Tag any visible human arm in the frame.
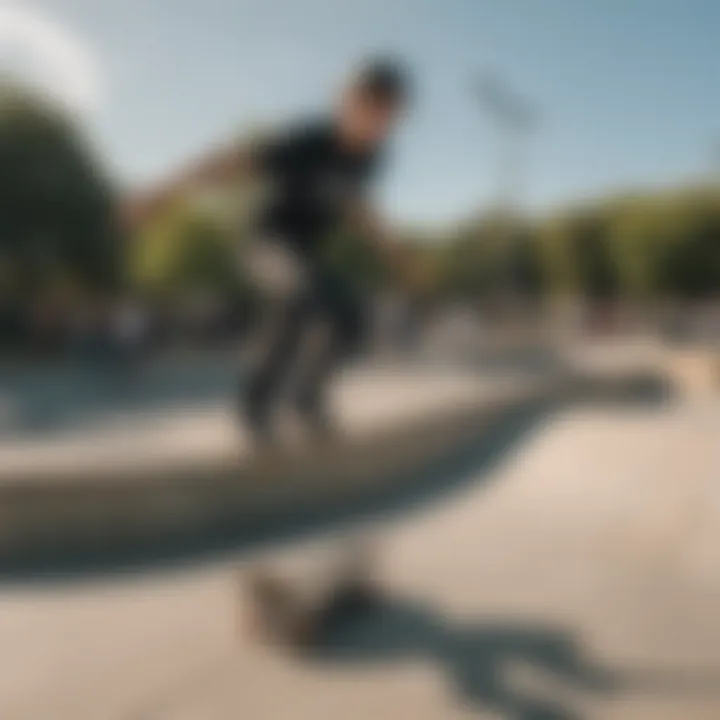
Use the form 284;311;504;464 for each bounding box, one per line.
121;141;257;231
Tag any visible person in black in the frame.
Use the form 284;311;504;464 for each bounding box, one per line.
126;58;411;444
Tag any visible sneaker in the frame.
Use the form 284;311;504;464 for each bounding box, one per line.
293;402;340;445
238;397;277;452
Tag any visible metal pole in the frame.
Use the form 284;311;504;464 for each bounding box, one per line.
475;72;536;317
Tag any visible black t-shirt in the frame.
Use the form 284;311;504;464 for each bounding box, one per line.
252;119;381;258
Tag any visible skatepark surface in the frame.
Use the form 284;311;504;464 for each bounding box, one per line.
1;381;718;719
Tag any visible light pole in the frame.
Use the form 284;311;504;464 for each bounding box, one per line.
475;72;537;316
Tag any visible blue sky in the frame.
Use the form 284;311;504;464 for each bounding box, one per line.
3;0;720;224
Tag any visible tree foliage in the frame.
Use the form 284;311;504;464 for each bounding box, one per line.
430;187;720;302
131;200;242;297
0;83;118;297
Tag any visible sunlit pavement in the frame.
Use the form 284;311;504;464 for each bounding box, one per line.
1;393;718;720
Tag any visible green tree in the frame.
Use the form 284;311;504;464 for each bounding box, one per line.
0;82;118;297
436;217;509;299
656;193;720;298
131;200;242;297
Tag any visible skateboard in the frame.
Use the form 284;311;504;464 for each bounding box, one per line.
238;535;380;649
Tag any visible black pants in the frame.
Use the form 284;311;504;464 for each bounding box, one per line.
244;244;366;424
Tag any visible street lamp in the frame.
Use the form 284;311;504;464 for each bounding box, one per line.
474;72;537;315
475;71;536;211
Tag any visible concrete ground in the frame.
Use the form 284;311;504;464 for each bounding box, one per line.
1;393;718;720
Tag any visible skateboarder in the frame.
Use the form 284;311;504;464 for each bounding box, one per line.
125;57;413;445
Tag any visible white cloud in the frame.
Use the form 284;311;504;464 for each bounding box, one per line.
0;2;104;115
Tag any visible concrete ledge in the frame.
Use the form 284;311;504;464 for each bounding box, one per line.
0;376;555;567
0;355;673;571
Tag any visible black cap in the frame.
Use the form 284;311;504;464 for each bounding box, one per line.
353;57;411;106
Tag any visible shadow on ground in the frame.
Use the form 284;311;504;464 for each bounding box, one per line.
308;597;720;720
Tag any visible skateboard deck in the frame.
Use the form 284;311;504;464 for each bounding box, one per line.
238;534;380;649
